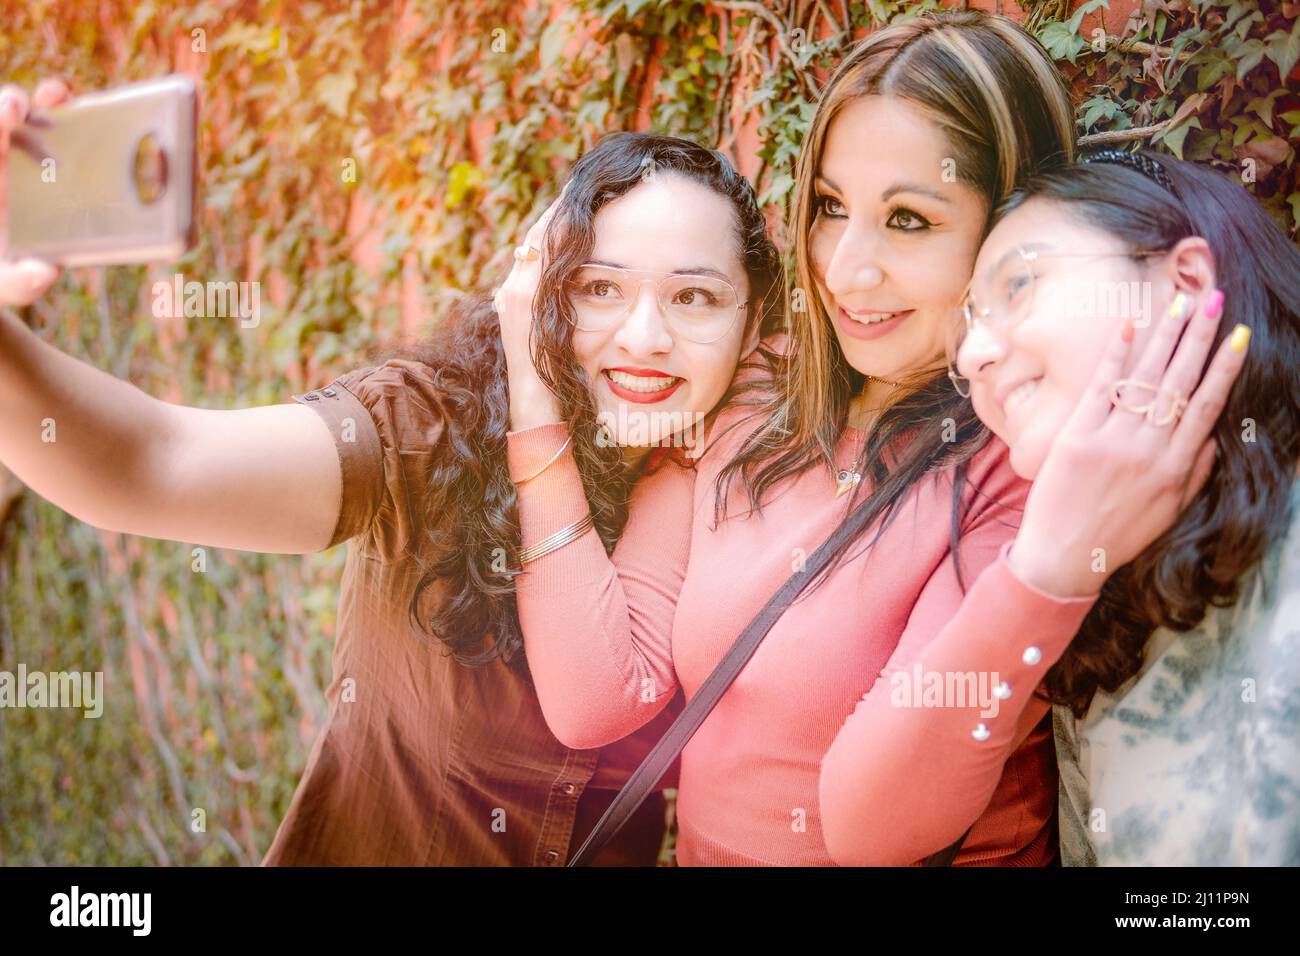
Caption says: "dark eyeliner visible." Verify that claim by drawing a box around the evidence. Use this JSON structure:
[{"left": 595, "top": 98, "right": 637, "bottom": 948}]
[
  {"left": 887, "top": 207, "right": 933, "bottom": 230},
  {"left": 814, "top": 194, "right": 845, "bottom": 218}
]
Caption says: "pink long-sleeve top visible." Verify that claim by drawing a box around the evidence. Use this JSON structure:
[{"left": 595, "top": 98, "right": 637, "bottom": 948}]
[{"left": 508, "top": 347, "right": 1100, "bottom": 866}]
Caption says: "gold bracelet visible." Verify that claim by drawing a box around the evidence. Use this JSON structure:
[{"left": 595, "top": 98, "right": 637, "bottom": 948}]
[
  {"left": 518, "top": 512, "right": 594, "bottom": 565},
  {"left": 514, "top": 434, "right": 573, "bottom": 486}
]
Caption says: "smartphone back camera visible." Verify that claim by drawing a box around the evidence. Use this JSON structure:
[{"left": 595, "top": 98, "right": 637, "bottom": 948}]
[
  {"left": 133, "top": 133, "right": 168, "bottom": 205},
  {"left": 4, "top": 74, "right": 197, "bottom": 266}
]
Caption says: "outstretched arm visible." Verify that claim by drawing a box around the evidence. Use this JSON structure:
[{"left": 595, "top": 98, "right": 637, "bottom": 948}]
[
  {"left": 0, "top": 80, "right": 348, "bottom": 556},
  {"left": 0, "top": 306, "right": 346, "bottom": 554}
]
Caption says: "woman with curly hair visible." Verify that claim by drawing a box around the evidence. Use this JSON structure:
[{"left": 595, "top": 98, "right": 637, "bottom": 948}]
[{"left": 0, "top": 77, "right": 783, "bottom": 864}]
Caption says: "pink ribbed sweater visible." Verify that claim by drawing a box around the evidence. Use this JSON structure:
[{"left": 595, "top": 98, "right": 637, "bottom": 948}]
[{"left": 508, "top": 355, "right": 1099, "bottom": 866}]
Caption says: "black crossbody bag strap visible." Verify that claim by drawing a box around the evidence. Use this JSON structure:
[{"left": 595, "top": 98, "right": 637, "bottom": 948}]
[{"left": 568, "top": 494, "right": 971, "bottom": 867}]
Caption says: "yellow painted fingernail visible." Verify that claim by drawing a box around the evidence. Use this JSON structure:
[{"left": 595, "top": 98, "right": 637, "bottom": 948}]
[
  {"left": 1169, "top": 292, "right": 1188, "bottom": 320},
  {"left": 1229, "top": 324, "right": 1250, "bottom": 353}
]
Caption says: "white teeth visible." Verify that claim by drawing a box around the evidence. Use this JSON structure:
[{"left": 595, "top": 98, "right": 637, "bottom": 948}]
[
  {"left": 606, "top": 369, "right": 679, "bottom": 393},
  {"left": 1004, "top": 379, "right": 1040, "bottom": 414},
  {"left": 843, "top": 308, "right": 903, "bottom": 325}
]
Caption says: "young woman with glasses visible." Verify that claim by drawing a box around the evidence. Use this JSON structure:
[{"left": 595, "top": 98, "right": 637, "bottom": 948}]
[
  {"left": 0, "top": 86, "right": 782, "bottom": 865},
  {"left": 952, "top": 150, "right": 1293, "bottom": 865}
]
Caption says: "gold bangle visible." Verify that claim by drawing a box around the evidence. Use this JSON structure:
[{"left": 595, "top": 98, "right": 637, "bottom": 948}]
[
  {"left": 518, "top": 513, "right": 594, "bottom": 565},
  {"left": 514, "top": 434, "right": 573, "bottom": 486}
]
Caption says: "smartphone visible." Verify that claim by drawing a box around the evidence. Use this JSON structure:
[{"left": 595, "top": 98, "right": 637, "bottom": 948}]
[{"left": 4, "top": 74, "right": 198, "bottom": 266}]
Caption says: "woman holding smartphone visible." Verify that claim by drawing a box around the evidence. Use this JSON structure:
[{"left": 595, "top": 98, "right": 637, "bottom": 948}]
[{"left": 0, "top": 79, "right": 782, "bottom": 864}]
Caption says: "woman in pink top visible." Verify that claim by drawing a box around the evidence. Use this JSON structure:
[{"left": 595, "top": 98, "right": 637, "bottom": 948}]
[
  {"left": 499, "top": 11, "right": 1109, "bottom": 865},
  {"left": 499, "top": 13, "right": 1240, "bottom": 866}
]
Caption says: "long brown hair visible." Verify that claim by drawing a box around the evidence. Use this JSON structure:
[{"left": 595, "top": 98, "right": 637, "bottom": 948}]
[
  {"left": 714, "top": 9, "right": 1075, "bottom": 586},
  {"left": 1001, "top": 152, "right": 1300, "bottom": 717},
  {"left": 397, "top": 132, "right": 783, "bottom": 668}
]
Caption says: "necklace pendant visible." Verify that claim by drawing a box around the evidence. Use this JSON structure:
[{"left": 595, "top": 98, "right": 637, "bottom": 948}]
[{"left": 835, "top": 469, "right": 860, "bottom": 497}]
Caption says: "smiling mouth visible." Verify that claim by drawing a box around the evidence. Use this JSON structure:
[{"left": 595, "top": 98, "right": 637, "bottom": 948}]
[
  {"left": 840, "top": 307, "right": 909, "bottom": 326},
  {"left": 604, "top": 369, "right": 681, "bottom": 393},
  {"left": 1003, "top": 378, "right": 1041, "bottom": 418},
  {"left": 601, "top": 368, "right": 686, "bottom": 404}
]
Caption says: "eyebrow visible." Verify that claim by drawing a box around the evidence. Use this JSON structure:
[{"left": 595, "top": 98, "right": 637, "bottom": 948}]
[
  {"left": 585, "top": 259, "right": 733, "bottom": 281},
  {"left": 816, "top": 174, "right": 952, "bottom": 205}
]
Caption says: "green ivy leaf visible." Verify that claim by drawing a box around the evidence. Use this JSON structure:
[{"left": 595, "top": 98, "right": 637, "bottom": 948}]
[
  {"left": 1234, "top": 38, "right": 1267, "bottom": 80},
  {"left": 1040, "top": 22, "right": 1084, "bottom": 64},
  {"left": 1162, "top": 116, "right": 1202, "bottom": 159},
  {"left": 1183, "top": 126, "right": 1221, "bottom": 162},
  {"left": 1220, "top": 2, "right": 1249, "bottom": 35},
  {"left": 1280, "top": 109, "right": 1300, "bottom": 140},
  {"left": 1245, "top": 89, "right": 1285, "bottom": 127},
  {"left": 613, "top": 33, "right": 637, "bottom": 102},
  {"left": 1067, "top": 0, "right": 1109, "bottom": 35},
  {"left": 1196, "top": 54, "right": 1233, "bottom": 91},
  {"left": 1081, "top": 95, "right": 1121, "bottom": 130},
  {"left": 1264, "top": 20, "right": 1300, "bottom": 81},
  {"left": 1234, "top": 11, "right": 1263, "bottom": 42},
  {"left": 1229, "top": 115, "right": 1273, "bottom": 147},
  {"left": 540, "top": 17, "right": 572, "bottom": 71},
  {"left": 758, "top": 171, "right": 794, "bottom": 207},
  {"left": 445, "top": 161, "right": 484, "bottom": 209}
]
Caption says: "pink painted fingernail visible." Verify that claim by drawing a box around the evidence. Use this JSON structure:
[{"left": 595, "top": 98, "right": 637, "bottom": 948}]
[{"left": 1205, "top": 288, "right": 1224, "bottom": 320}]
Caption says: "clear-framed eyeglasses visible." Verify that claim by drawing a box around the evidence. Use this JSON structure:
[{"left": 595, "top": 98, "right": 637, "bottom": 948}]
[
  {"left": 564, "top": 263, "right": 748, "bottom": 345},
  {"left": 945, "top": 244, "right": 1167, "bottom": 398}
]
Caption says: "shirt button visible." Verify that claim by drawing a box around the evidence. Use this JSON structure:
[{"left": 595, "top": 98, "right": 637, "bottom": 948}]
[
  {"left": 561, "top": 783, "right": 577, "bottom": 795},
  {"left": 544, "top": 849, "right": 561, "bottom": 863},
  {"left": 993, "top": 681, "right": 1012, "bottom": 700},
  {"left": 303, "top": 392, "right": 320, "bottom": 401},
  {"left": 971, "top": 723, "right": 991, "bottom": 742},
  {"left": 1022, "top": 646, "right": 1042, "bottom": 666},
  {"left": 322, "top": 387, "right": 336, "bottom": 397}
]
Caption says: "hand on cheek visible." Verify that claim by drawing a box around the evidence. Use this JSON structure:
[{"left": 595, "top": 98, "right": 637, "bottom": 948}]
[{"left": 1007, "top": 288, "right": 1239, "bottom": 598}]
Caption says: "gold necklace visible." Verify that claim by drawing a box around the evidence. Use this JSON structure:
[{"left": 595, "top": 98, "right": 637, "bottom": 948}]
[
  {"left": 835, "top": 375, "right": 896, "bottom": 497},
  {"left": 834, "top": 455, "right": 864, "bottom": 497}
]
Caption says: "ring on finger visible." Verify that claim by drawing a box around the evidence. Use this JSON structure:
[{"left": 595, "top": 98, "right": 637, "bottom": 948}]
[
  {"left": 1108, "top": 378, "right": 1188, "bottom": 428},
  {"left": 1109, "top": 378, "right": 1160, "bottom": 416},
  {"left": 1145, "top": 394, "right": 1188, "bottom": 428}
]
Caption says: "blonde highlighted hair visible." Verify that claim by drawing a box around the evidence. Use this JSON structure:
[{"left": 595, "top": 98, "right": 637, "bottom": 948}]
[{"left": 715, "top": 10, "right": 1075, "bottom": 580}]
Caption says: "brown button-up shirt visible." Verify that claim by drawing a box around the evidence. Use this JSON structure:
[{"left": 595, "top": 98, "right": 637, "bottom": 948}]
[{"left": 265, "top": 358, "right": 680, "bottom": 866}]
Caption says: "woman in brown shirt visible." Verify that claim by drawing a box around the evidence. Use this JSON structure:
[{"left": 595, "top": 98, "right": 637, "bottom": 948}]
[{"left": 0, "top": 80, "right": 783, "bottom": 864}]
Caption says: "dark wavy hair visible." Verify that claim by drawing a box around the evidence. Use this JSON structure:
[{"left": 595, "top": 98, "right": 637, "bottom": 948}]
[
  {"left": 1000, "top": 151, "right": 1300, "bottom": 717},
  {"left": 387, "top": 132, "right": 783, "bottom": 668}
]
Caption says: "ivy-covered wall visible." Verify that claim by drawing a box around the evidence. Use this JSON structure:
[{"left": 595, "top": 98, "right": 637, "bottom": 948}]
[{"left": 0, "top": 0, "right": 1295, "bottom": 864}]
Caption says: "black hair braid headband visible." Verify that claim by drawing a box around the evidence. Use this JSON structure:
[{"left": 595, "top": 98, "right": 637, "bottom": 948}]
[{"left": 1080, "top": 148, "right": 1177, "bottom": 194}]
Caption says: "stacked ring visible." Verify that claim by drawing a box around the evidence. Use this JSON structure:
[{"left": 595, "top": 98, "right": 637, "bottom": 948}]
[{"left": 1108, "top": 378, "right": 1189, "bottom": 428}]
